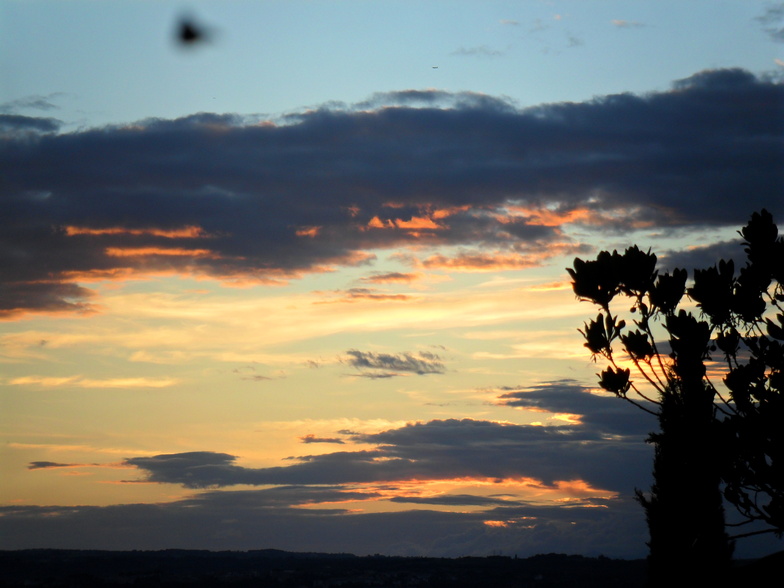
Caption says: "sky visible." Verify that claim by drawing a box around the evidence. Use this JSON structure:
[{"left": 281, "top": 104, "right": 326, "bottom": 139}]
[{"left": 1, "top": 0, "right": 783, "bottom": 559}]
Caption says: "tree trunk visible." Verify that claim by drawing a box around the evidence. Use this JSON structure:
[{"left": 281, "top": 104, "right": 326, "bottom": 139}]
[{"left": 639, "top": 380, "right": 733, "bottom": 586}]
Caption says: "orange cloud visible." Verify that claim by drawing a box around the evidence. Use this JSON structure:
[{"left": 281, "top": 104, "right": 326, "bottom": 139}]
[
  {"left": 8, "top": 376, "right": 179, "bottom": 388},
  {"left": 504, "top": 205, "right": 661, "bottom": 230},
  {"left": 59, "top": 268, "right": 140, "bottom": 282},
  {"left": 313, "top": 288, "right": 415, "bottom": 305},
  {"left": 0, "top": 303, "right": 100, "bottom": 322},
  {"left": 367, "top": 216, "right": 394, "bottom": 229},
  {"left": 328, "top": 475, "right": 618, "bottom": 514},
  {"left": 483, "top": 518, "right": 536, "bottom": 528},
  {"left": 104, "top": 247, "right": 220, "bottom": 258},
  {"left": 65, "top": 225, "right": 211, "bottom": 238},
  {"left": 528, "top": 281, "right": 571, "bottom": 292},
  {"left": 295, "top": 226, "right": 321, "bottom": 238},
  {"left": 213, "top": 251, "right": 378, "bottom": 288},
  {"left": 501, "top": 206, "right": 597, "bottom": 227},
  {"left": 360, "top": 272, "right": 421, "bottom": 284},
  {"left": 396, "top": 216, "right": 443, "bottom": 230},
  {"left": 365, "top": 204, "right": 472, "bottom": 234},
  {"left": 432, "top": 205, "right": 472, "bottom": 219},
  {"left": 418, "top": 252, "right": 539, "bottom": 272},
  {"left": 365, "top": 215, "right": 445, "bottom": 231}
]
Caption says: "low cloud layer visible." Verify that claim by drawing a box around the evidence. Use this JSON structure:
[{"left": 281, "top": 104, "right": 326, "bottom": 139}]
[
  {"left": 122, "top": 382, "right": 653, "bottom": 493},
  {"left": 2, "top": 68, "right": 782, "bottom": 318},
  {"left": 494, "top": 380, "right": 655, "bottom": 437},
  {"left": 0, "top": 493, "right": 649, "bottom": 558},
  {"left": 14, "top": 380, "right": 782, "bottom": 557}
]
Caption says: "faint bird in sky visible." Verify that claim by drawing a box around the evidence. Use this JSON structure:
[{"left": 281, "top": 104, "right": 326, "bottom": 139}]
[
  {"left": 178, "top": 19, "right": 203, "bottom": 44},
  {"left": 174, "top": 13, "right": 215, "bottom": 48}
]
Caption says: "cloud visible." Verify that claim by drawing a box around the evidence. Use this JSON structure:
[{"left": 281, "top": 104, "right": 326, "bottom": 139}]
[
  {"left": 349, "top": 418, "right": 650, "bottom": 491},
  {"left": 0, "top": 281, "right": 97, "bottom": 319},
  {"left": 343, "top": 349, "right": 445, "bottom": 378},
  {"left": 451, "top": 45, "right": 505, "bottom": 58},
  {"left": 10, "top": 412, "right": 667, "bottom": 557},
  {"left": 611, "top": 20, "right": 645, "bottom": 29},
  {"left": 241, "top": 374, "right": 274, "bottom": 381},
  {"left": 2, "top": 69, "right": 782, "bottom": 317},
  {"left": 0, "top": 94, "right": 63, "bottom": 113},
  {"left": 756, "top": 4, "right": 784, "bottom": 42},
  {"left": 8, "top": 375, "right": 179, "bottom": 389},
  {"left": 389, "top": 493, "right": 517, "bottom": 507},
  {"left": 351, "top": 90, "right": 516, "bottom": 112},
  {"left": 492, "top": 380, "right": 655, "bottom": 437},
  {"left": 3, "top": 478, "right": 777, "bottom": 557},
  {"left": 23, "top": 375, "right": 783, "bottom": 557},
  {"left": 0, "top": 494, "right": 651, "bottom": 557},
  {"left": 409, "top": 251, "right": 548, "bottom": 272},
  {"left": 0, "top": 114, "right": 62, "bottom": 134},
  {"left": 300, "top": 434, "right": 345, "bottom": 444},
  {"left": 27, "top": 459, "right": 116, "bottom": 470},
  {"left": 359, "top": 272, "right": 420, "bottom": 284},
  {"left": 27, "top": 461, "right": 79, "bottom": 470},
  {"left": 658, "top": 240, "right": 744, "bottom": 272},
  {"left": 121, "top": 412, "right": 651, "bottom": 494},
  {"left": 124, "top": 452, "right": 241, "bottom": 488},
  {"left": 313, "top": 288, "right": 415, "bottom": 304}
]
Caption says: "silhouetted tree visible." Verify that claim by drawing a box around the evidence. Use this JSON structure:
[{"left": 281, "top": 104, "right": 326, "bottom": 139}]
[{"left": 568, "top": 210, "right": 783, "bottom": 585}]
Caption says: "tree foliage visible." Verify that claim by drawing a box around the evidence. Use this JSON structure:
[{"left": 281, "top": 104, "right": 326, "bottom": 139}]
[{"left": 568, "top": 210, "right": 783, "bottom": 551}]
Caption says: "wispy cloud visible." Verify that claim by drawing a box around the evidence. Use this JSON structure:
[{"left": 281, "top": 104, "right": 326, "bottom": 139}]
[
  {"left": 611, "top": 19, "right": 645, "bottom": 29},
  {"left": 566, "top": 33, "right": 584, "bottom": 48},
  {"left": 0, "top": 93, "right": 63, "bottom": 113},
  {"left": 343, "top": 349, "right": 445, "bottom": 378},
  {"left": 8, "top": 376, "right": 179, "bottom": 388},
  {"left": 27, "top": 459, "right": 130, "bottom": 470},
  {"left": 313, "top": 288, "right": 415, "bottom": 304},
  {"left": 300, "top": 434, "right": 345, "bottom": 444},
  {"left": 451, "top": 45, "right": 505, "bottom": 58},
  {"left": 756, "top": 3, "right": 784, "bottom": 42},
  {"left": 359, "top": 272, "right": 420, "bottom": 284},
  {"left": 27, "top": 461, "right": 81, "bottom": 470}
]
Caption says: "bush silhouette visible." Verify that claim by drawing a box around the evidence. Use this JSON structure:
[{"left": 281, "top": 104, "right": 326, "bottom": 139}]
[{"left": 569, "top": 210, "right": 783, "bottom": 584}]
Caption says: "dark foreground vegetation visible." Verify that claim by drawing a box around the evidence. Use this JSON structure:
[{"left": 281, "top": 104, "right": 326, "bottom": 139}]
[
  {"left": 4, "top": 548, "right": 779, "bottom": 588},
  {"left": 0, "top": 549, "right": 651, "bottom": 588}
]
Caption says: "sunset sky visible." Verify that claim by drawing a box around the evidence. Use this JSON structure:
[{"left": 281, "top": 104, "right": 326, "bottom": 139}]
[{"left": 1, "top": 0, "right": 783, "bottom": 558}]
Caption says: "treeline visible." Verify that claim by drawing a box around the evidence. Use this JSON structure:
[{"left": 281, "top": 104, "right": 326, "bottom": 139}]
[{"left": 0, "top": 549, "right": 646, "bottom": 588}]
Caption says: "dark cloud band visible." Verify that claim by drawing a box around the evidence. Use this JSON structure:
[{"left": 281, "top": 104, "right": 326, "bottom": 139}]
[
  {"left": 123, "top": 384, "right": 653, "bottom": 493},
  {"left": 2, "top": 68, "right": 782, "bottom": 317}
]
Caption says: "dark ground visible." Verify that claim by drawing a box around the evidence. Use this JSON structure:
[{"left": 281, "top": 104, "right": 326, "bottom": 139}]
[
  {"left": 3, "top": 549, "right": 780, "bottom": 588},
  {"left": 0, "top": 549, "right": 647, "bottom": 587}
]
